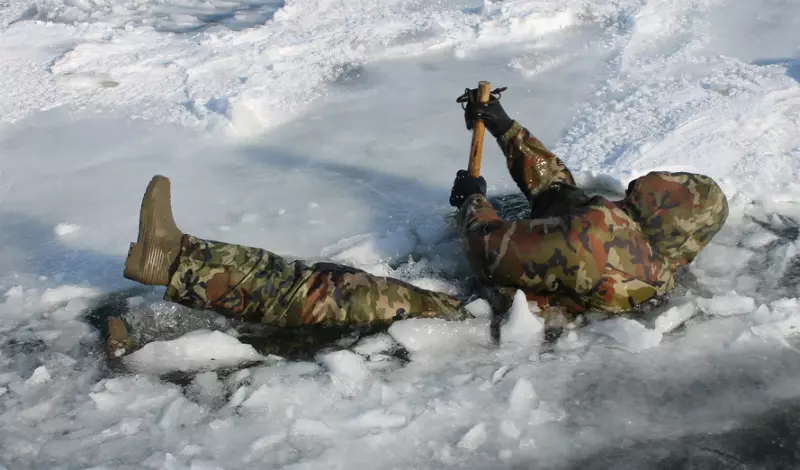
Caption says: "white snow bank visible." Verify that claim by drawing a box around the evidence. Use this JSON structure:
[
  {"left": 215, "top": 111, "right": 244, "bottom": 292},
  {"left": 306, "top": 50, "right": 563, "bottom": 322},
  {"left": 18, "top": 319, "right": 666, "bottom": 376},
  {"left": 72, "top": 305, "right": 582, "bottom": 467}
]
[{"left": 123, "top": 330, "right": 263, "bottom": 374}]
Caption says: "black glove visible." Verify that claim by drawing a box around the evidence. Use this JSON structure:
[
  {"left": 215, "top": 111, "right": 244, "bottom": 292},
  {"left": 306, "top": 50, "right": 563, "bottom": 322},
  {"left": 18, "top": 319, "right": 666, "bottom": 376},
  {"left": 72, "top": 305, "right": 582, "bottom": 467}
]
[
  {"left": 458, "top": 88, "right": 514, "bottom": 138},
  {"left": 449, "top": 170, "right": 487, "bottom": 208}
]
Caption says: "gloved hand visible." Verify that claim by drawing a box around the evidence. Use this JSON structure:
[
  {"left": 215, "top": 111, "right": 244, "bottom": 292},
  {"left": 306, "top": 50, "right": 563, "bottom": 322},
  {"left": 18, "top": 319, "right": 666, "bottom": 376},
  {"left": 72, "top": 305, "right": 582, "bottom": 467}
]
[
  {"left": 459, "top": 88, "right": 514, "bottom": 138},
  {"left": 449, "top": 170, "right": 487, "bottom": 208}
]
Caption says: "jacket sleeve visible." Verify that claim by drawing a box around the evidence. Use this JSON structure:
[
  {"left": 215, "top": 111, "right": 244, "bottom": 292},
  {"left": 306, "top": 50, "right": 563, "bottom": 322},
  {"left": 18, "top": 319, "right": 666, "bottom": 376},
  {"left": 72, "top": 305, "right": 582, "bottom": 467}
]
[{"left": 498, "top": 122, "right": 576, "bottom": 198}]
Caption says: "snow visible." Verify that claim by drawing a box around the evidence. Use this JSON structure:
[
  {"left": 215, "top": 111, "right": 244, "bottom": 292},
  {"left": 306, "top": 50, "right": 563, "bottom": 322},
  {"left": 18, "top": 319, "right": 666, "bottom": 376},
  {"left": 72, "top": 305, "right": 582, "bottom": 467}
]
[{"left": 2, "top": 0, "right": 800, "bottom": 467}]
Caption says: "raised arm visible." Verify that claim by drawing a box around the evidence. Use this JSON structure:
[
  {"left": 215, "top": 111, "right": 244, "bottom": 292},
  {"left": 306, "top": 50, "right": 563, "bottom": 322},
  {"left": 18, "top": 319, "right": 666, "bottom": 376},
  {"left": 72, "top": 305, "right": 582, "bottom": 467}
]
[
  {"left": 460, "top": 88, "right": 576, "bottom": 199},
  {"left": 497, "top": 122, "right": 576, "bottom": 199}
]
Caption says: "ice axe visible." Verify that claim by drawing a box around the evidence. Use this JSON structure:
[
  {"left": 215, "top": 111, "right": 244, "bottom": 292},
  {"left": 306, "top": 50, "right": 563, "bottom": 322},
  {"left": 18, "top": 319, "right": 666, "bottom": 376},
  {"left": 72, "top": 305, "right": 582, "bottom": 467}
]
[{"left": 457, "top": 81, "right": 507, "bottom": 177}]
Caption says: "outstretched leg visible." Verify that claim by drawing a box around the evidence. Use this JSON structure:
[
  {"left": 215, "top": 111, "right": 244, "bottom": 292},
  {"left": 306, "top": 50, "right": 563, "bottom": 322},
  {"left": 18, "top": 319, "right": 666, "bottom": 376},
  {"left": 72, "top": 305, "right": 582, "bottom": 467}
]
[
  {"left": 124, "top": 176, "right": 470, "bottom": 329},
  {"left": 165, "top": 236, "right": 467, "bottom": 326}
]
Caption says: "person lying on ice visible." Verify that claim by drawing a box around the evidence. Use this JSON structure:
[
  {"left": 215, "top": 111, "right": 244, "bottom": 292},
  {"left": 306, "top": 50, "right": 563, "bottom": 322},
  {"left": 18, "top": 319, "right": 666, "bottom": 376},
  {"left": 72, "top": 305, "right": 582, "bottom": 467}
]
[{"left": 108, "top": 90, "right": 729, "bottom": 355}]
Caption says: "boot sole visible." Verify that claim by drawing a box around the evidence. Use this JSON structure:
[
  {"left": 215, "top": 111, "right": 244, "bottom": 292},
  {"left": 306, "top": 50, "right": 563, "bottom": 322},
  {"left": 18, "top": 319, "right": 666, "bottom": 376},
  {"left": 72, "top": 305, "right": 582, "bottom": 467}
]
[{"left": 123, "top": 176, "right": 173, "bottom": 285}]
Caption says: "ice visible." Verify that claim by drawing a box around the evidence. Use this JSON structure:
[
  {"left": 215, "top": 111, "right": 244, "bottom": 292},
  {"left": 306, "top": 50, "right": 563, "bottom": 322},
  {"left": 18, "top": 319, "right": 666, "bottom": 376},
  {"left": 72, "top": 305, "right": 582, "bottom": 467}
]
[
  {"left": 746, "top": 298, "right": 800, "bottom": 340},
  {"left": 654, "top": 301, "right": 698, "bottom": 333},
  {"left": 25, "top": 366, "right": 51, "bottom": 386},
  {"left": 456, "top": 422, "right": 487, "bottom": 451},
  {"left": 491, "top": 365, "right": 511, "bottom": 384},
  {"left": 123, "top": 330, "right": 264, "bottom": 374},
  {"left": 387, "top": 318, "right": 486, "bottom": 355},
  {"left": 500, "top": 290, "right": 545, "bottom": 350},
  {"left": 349, "top": 409, "right": 407, "bottom": 429},
  {"left": 500, "top": 420, "right": 521, "bottom": 439},
  {"left": 189, "top": 460, "right": 224, "bottom": 470},
  {"left": 40, "top": 285, "right": 99, "bottom": 306},
  {"left": 3, "top": 0, "right": 800, "bottom": 467},
  {"left": 291, "top": 419, "right": 334, "bottom": 438},
  {"left": 697, "top": 292, "right": 757, "bottom": 317},
  {"left": 225, "top": 386, "right": 248, "bottom": 408},
  {"left": 323, "top": 228, "right": 418, "bottom": 271},
  {"left": 465, "top": 298, "right": 493, "bottom": 318},
  {"left": 508, "top": 378, "right": 539, "bottom": 413},
  {"left": 53, "top": 223, "right": 80, "bottom": 236},
  {"left": 352, "top": 334, "right": 395, "bottom": 357},
  {"left": 319, "top": 350, "right": 370, "bottom": 396},
  {"left": 586, "top": 318, "right": 663, "bottom": 353}
]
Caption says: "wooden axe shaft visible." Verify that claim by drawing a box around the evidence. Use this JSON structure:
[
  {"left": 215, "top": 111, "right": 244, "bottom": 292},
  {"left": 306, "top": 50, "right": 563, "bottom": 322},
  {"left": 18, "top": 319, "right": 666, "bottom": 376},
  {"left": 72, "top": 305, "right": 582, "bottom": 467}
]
[{"left": 467, "top": 81, "right": 492, "bottom": 178}]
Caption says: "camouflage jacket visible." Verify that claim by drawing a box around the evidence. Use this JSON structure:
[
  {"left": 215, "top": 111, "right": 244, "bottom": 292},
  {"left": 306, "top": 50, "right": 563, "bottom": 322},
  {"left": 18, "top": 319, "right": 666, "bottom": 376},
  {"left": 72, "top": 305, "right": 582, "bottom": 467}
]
[{"left": 457, "top": 122, "right": 729, "bottom": 315}]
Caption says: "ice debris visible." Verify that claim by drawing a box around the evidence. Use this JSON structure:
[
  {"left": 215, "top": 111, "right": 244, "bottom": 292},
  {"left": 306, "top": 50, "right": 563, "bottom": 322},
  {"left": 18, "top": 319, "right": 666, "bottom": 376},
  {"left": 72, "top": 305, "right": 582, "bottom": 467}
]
[
  {"left": 586, "top": 317, "right": 663, "bottom": 352},
  {"left": 123, "top": 330, "right": 263, "bottom": 374},
  {"left": 697, "top": 292, "right": 756, "bottom": 316}
]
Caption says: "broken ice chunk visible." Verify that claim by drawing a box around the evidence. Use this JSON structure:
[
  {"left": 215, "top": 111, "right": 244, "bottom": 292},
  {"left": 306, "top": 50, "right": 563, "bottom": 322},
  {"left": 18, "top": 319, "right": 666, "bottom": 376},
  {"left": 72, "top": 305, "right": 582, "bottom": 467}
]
[
  {"left": 492, "top": 365, "right": 511, "bottom": 384},
  {"left": 500, "top": 420, "right": 521, "bottom": 439},
  {"left": 350, "top": 409, "right": 407, "bottom": 429},
  {"left": 123, "top": 330, "right": 263, "bottom": 374},
  {"left": 26, "top": 366, "right": 51, "bottom": 386},
  {"left": 654, "top": 301, "right": 697, "bottom": 333},
  {"left": 465, "top": 298, "right": 492, "bottom": 318},
  {"left": 352, "top": 334, "right": 395, "bottom": 357},
  {"left": 500, "top": 290, "right": 544, "bottom": 348},
  {"left": 456, "top": 422, "right": 487, "bottom": 450},
  {"left": 320, "top": 350, "right": 369, "bottom": 396},
  {"left": 696, "top": 292, "right": 756, "bottom": 316},
  {"left": 508, "top": 378, "right": 539, "bottom": 413},
  {"left": 586, "top": 318, "right": 662, "bottom": 352},
  {"left": 54, "top": 223, "right": 80, "bottom": 236},
  {"left": 291, "top": 418, "right": 334, "bottom": 437}
]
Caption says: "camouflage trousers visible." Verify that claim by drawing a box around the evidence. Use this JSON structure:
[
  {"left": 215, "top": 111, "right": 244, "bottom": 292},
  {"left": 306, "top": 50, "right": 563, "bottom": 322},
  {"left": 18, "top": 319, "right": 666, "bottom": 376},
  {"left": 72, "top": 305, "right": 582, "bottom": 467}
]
[{"left": 164, "top": 235, "right": 471, "bottom": 327}]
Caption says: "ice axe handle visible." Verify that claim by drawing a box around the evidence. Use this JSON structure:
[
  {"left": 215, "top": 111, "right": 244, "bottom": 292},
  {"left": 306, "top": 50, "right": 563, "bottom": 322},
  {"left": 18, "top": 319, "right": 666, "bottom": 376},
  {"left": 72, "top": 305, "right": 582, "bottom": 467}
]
[{"left": 467, "top": 81, "right": 492, "bottom": 178}]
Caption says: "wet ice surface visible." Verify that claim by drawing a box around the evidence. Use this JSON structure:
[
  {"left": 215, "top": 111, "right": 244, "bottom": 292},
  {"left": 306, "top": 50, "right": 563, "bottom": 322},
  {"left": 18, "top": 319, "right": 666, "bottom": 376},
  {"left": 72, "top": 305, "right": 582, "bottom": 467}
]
[{"left": 2, "top": 0, "right": 800, "bottom": 467}]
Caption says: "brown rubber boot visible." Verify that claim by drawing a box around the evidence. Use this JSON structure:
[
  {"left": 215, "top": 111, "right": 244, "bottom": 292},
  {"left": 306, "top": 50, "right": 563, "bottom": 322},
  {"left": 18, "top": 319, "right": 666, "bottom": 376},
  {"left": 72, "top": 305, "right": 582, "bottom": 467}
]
[
  {"left": 123, "top": 175, "right": 183, "bottom": 286},
  {"left": 106, "top": 317, "right": 136, "bottom": 358}
]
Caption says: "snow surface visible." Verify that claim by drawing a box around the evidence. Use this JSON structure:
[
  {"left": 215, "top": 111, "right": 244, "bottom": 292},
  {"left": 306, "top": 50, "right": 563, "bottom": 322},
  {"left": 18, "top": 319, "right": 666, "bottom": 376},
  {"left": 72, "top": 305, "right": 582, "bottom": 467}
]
[{"left": 2, "top": 0, "right": 800, "bottom": 467}]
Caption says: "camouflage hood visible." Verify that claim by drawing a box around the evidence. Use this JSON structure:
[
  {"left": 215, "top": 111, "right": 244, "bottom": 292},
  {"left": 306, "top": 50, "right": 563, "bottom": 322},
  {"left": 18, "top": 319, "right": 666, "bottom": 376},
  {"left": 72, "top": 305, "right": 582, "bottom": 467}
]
[{"left": 624, "top": 171, "right": 729, "bottom": 266}]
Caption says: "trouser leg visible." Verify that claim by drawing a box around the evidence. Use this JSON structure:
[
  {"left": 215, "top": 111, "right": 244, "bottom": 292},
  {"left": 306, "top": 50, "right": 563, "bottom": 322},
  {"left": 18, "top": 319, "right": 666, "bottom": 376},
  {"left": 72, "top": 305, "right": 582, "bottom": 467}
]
[{"left": 164, "top": 235, "right": 471, "bottom": 327}]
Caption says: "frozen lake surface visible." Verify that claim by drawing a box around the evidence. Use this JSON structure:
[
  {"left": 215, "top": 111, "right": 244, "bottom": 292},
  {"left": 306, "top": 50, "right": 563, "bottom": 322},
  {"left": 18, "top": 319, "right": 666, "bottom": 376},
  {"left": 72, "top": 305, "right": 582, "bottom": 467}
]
[{"left": 1, "top": 0, "right": 800, "bottom": 467}]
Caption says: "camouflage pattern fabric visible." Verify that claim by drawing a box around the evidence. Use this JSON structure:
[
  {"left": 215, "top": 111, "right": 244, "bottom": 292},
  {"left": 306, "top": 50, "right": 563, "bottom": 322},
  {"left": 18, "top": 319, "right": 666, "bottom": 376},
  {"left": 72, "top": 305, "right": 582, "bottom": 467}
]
[
  {"left": 164, "top": 235, "right": 470, "bottom": 327},
  {"left": 500, "top": 122, "right": 576, "bottom": 198},
  {"left": 457, "top": 121, "right": 728, "bottom": 315},
  {"left": 625, "top": 171, "right": 729, "bottom": 266}
]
